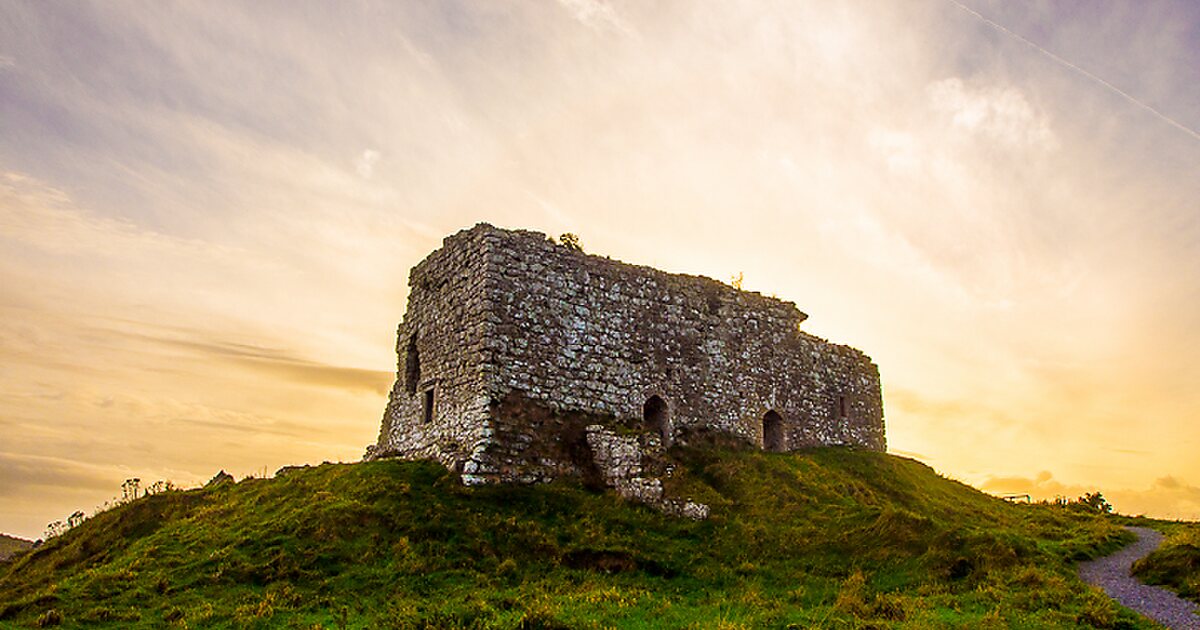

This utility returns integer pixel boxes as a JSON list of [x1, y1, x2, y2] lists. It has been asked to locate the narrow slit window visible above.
[[838, 395, 847, 419], [423, 388, 435, 424], [405, 335, 420, 395]]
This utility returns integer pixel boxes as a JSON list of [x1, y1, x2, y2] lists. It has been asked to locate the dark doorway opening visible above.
[[405, 335, 420, 395], [643, 395, 669, 443], [763, 410, 785, 452], [422, 388, 435, 424]]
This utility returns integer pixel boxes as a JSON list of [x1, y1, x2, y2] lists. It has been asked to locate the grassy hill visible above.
[[0, 535, 33, 563], [0, 448, 1153, 629]]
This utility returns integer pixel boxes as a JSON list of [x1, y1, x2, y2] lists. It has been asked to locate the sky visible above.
[[0, 0, 1198, 539]]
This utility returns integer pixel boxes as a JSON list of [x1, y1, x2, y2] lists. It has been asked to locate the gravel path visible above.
[[1079, 526, 1200, 629]]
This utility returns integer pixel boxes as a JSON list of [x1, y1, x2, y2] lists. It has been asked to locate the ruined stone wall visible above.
[[480, 226, 885, 453], [369, 223, 885, 492], [368, 227, 494, 469]]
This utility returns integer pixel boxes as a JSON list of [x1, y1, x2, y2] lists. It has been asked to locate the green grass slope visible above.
[[0, 448, 1148, 629], [0, 535, 34, 563], [1131, 521, 1200, 604]]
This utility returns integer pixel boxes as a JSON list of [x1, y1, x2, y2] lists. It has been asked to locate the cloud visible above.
[[867, 129, 922, 175], [0, 163, 414, 370], [944, 0, 1200, 143], [0, 55, 14, 69], [252, 362, 393, 395], [0, 171, 244, 260], [981, 471, 1076, 498], [928, 77, 1057, 150], [556, 0, 633, 36], [0, 452, 128, 539], [147, 335, 394, 395], [0, 452, 119, 499], [888, 388, 972, 420], [0, 448, 229, 539], [1156, 475, 1182, 490], [355, 149, 381, 179], [981, 471, 1200, 520], [887, 448, 931, 461], [0, 167, 392, 538], [161, 404, 318, 438]]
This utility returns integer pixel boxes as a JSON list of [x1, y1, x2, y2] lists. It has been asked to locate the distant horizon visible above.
[[2, 0, 1199, 539]]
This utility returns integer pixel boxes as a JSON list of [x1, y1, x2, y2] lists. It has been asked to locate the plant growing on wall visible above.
[[559, 233, 583, 252]]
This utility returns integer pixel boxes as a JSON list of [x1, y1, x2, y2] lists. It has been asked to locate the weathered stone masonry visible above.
[[366, 223, 885, 515]]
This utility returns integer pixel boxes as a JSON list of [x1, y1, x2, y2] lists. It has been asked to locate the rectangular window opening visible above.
[[423, 388, 435, 424], [838, 395, 848, 419]]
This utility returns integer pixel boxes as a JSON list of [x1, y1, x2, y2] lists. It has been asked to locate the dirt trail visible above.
[[1079, 526, 1199, 629]]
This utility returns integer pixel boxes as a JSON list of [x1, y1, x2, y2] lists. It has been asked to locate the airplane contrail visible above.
[[945, 0, 1200, 142]]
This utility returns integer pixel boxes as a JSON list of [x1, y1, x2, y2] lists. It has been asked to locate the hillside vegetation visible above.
[[1131, 520, 1200, 604], [0, 535, 33, 563], [0, 448, 1151, 629]]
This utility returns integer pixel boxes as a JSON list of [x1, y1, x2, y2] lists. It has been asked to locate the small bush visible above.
[[558, 233, 583, 252], [832, 570, 909, 622], [1076, 589, 1117, 628], [834, 571, 870, 617]]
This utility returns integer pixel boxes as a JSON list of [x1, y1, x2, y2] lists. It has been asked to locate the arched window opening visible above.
[[643, 395, 669, 443], [763, 410, 785, 452], [405, 335, 420, 395]]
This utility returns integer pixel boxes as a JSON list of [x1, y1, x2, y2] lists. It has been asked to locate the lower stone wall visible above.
[[435, 392, 710, 519], [459, 392, 607, 486], [585, 425, 709, 520]]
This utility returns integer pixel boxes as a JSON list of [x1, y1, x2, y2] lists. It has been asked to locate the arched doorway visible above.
[[643, 395, 669, 443], [763, 410, 785, 452]]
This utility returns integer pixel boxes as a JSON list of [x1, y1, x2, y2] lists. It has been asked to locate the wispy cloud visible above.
[[927, 78, 1057, 149], [556, 0, 634, 37], [0, 171, 244, 260], [944, 0, 1200, 142], [146, 335, 394, 395], [0, 452, 119, 499], [355, 149, 381, 179]]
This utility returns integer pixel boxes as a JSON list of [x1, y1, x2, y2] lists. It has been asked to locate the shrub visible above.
[[558, 233, 583, 252], [1076, 589, 1117, 628]]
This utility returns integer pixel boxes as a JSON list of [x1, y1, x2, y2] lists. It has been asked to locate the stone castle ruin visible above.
[[366, 224, 885, 517]]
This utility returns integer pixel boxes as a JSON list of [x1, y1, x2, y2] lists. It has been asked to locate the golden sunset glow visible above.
[[1, 1, 1199, 539]]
